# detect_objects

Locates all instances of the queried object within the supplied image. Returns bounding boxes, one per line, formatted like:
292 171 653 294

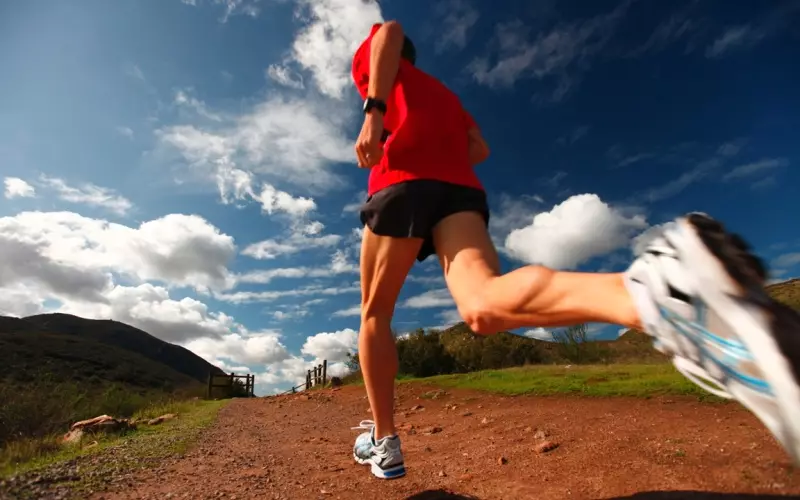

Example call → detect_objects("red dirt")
96 385 800 500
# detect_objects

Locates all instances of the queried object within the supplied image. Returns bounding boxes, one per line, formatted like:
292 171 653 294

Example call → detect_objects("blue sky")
1 0 799 394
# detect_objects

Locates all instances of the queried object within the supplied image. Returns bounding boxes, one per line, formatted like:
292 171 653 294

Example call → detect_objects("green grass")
1 399 227 481
400 363 726 400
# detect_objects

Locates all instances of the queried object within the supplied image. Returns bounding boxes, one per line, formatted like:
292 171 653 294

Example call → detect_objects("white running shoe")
624 212 800 464
352 420 406 479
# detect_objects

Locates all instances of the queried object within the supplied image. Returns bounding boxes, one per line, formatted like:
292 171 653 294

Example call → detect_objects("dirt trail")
96 385 800 500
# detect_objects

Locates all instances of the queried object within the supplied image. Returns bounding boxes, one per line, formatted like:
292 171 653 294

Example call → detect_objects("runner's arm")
367 21 405 102
468 126 490 166
463 109 489 166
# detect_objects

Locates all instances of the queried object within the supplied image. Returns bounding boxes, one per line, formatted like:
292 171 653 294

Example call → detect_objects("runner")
350 21 800 479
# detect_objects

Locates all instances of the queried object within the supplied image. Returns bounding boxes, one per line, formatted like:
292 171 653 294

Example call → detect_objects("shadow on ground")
405 491 800 500
609 492 800 499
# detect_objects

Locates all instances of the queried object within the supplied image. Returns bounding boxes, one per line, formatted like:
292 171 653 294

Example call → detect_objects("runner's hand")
355 111 384 169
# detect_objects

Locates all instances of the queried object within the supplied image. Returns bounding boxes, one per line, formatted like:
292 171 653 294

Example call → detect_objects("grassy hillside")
0 314 225 447
23 313 224 383
769 277 800 310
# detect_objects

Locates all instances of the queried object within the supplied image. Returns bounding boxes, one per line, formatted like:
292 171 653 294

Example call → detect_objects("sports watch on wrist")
363 97 387 115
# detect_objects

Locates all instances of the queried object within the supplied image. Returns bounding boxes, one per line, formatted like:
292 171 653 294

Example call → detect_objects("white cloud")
158 94 353 193
4 177 36 199
401 288 455 309
0 211 236 294
301 328 359 362
241 222 342 260
332 304 361 317
505 194 648 269
773 253 800 268
434 309 462 329
266 65 305 89
270 299 324 322
59 283 240 343
489 193 542 248
237 250 357 285
434 0 479 53
722 158 789 182
184 331 290 366
215 283 360 304
641 157 720 203
290 0 383 99
342 190 366 214
522 327 554 341
469 2 629 100
175 89 224 122
706 25 765 58
38 175 133 216
214 0 261 21
115 126 135 139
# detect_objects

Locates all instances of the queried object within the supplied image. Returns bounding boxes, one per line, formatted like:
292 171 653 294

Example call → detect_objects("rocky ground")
79 384 800 500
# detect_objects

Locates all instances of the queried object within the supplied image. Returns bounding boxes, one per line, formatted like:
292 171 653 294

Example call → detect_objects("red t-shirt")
352 23 484 196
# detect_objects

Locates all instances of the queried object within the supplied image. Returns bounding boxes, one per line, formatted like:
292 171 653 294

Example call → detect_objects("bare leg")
432 212 641 335
359 226 423 439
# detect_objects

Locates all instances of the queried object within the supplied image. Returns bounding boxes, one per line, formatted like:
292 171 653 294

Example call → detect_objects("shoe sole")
670 214 800 464
353 453 406 479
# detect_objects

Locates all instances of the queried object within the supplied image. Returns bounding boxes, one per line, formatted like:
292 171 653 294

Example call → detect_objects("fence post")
322 360 327 386
250 374 255 397
314 366 319 386
207 372 213 399
306 370 311 390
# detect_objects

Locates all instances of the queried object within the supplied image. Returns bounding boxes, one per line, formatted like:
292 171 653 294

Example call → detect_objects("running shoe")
624 212 800 464
352 420 406 479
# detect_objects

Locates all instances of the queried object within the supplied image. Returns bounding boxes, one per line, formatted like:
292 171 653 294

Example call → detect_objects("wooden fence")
206 372 255 399
276 360 328 396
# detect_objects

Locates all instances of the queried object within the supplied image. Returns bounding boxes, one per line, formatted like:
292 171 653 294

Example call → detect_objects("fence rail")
206 372 255 399
276 360 328 396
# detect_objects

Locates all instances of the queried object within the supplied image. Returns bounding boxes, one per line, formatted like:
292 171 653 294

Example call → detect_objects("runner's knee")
360 301 394 335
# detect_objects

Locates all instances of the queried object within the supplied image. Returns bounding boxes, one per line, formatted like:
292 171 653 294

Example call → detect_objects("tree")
554 324 589 364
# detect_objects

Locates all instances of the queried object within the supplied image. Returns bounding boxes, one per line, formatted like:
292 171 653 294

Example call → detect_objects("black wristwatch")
363 97 387 115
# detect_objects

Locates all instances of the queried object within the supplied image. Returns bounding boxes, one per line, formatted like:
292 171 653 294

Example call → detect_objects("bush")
0 380 200 447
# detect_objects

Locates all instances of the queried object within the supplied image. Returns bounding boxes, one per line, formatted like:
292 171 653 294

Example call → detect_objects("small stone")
424 426 443 435
497 456 508 465
424 446 432 452
411 405 424 411
459 473 474 481
438 470 447 477
481 417 489 425
534 430 548 440
524 426 532 433
534 441 559 454
462 412 473 417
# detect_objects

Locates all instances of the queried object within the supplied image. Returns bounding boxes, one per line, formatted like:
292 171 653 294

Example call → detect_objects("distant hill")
768 277 800 310
23 313 225 383
0 313 225 391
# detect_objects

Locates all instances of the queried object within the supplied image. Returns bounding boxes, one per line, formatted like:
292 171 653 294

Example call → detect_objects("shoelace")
351 420 375 431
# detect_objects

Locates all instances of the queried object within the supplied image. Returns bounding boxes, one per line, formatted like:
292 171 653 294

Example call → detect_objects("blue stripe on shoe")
659 306 773 396
378 464 406 478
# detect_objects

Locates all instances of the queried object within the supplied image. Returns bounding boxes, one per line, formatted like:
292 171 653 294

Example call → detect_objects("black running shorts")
359 179 490 262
